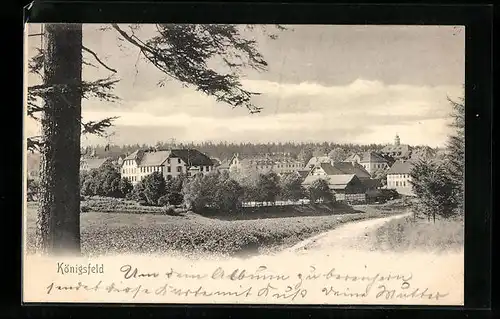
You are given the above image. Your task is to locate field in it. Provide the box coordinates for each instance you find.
[24,202,398,258]
[369,214,464,253]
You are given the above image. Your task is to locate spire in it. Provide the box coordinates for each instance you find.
[394,134,401,146]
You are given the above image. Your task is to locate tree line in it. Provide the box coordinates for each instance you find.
[73,163,335,215]
[81,141,392,164]
[409,97,465,222]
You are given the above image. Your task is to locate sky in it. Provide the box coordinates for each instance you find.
[25,24,465,147]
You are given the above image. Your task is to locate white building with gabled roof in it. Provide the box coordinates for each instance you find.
[121,148,214,185]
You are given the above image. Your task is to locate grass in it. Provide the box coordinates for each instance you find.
[369,214,464,253]
[80,196,183,215]
[24,203,393,258]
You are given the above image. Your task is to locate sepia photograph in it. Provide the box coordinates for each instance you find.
[23,23,465,305]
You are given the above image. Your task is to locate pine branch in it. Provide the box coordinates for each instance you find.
[82,117,119,136]
[28,48,44,79]
[110,23,270,114]
[27,76,120,119]
[82,45,117,73]
[27,136,43,152]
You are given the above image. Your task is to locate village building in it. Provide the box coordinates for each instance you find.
[80,157,112,172]
[344,152,362,164]
[305,156,331,170]
[296,168,312,181]
[229,153,303,175]
[121,148,214,185]
[116,154,126,166]
[331,162,371,179]
[216,159,231,172]
[386,160,416,196]
[344,151,390,176]
[380,134,412,159]
[210,157,222,167]
[302,162,368,203]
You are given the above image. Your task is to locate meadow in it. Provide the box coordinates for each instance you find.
[369,214,464,253]
[24,201,396,258]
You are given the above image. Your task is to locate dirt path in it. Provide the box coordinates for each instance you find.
[278,212,411,256]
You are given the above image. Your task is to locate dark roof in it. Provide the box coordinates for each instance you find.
[297,169,310,179]
[387,160,414,174]
[360,178,382,189]
[210,158,221,166]
[318,163,345,175]
[360,152,388,163]
[170,149,214,166]
[123,149,214,167]
[332,162,371,178]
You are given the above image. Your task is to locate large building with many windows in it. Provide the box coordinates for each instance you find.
[380,134,412,159]
[228,153,303,175]
[386,160,415,196]
[121,149,214,185]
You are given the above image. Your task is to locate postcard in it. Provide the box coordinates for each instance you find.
[23,23,465,305]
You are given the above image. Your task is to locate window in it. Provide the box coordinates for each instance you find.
[167,167,171,173]
[200,166,204,172]
[395,181,399,187]
[177,166,182,172]
[206,166,210,171]
[178,158,181,164]
[167,159,170,164]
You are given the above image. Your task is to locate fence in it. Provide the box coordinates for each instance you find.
[335,193,367,204]
[241,199,314,208]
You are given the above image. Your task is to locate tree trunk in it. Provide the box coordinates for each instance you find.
[35,23,83,255]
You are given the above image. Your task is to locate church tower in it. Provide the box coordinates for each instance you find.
[394,134,401,146]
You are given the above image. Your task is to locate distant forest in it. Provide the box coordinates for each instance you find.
[74,140,438,163]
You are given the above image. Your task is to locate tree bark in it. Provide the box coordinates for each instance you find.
[35,24,83,255]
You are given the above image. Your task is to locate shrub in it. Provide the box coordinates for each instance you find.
[158,195,170,207]
[213,178,244,213]
[164,205,176,215]
[81,205,91,213]
[410,159,459,222]
[131,172,167,206]
[308,178,333,203]
[143,172,167,206]
[280,173,305,201]
[167,192,184,206]
[254,172,281,202]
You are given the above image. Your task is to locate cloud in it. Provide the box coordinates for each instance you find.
[24,79,462,147]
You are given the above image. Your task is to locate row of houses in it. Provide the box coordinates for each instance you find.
[225,152,305,175]
[26,134,418,202]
